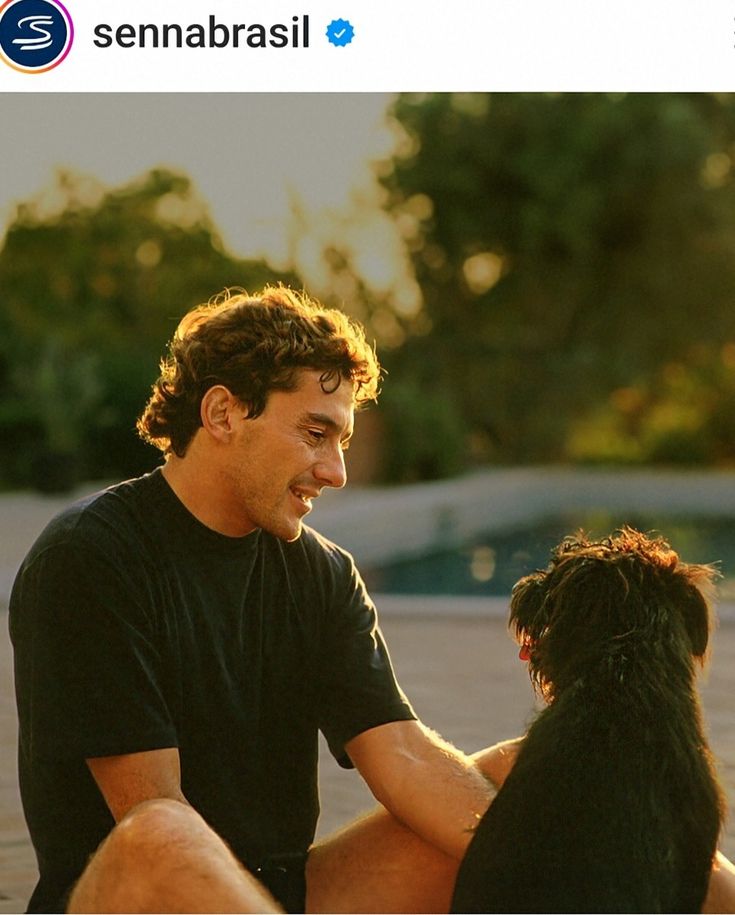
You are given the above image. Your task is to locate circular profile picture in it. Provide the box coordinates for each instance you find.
[0,0,73,73]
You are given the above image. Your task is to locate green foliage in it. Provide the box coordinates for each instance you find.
[0,168,299,490]
[378,362,468,482]
[567,343,735,466]
[380,93,735,470]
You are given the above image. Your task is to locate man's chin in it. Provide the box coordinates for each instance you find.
[266,517,304,542]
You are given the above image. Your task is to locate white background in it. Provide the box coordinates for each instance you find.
[1,0,734,92]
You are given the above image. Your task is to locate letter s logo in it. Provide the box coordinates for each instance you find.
[13,16,53,51]
[0,0,73,72]
[13,15,54,50]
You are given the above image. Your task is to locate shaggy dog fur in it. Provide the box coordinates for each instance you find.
[451,528,726,913]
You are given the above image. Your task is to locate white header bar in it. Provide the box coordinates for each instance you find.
[0,0,733,91]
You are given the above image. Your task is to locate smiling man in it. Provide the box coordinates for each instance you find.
[10,286,502,914]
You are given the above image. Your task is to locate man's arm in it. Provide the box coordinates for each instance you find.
[86,747,187,822]
[345,719,496,860]
[470,737,524,789]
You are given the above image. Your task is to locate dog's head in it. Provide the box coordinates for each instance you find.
[509,527,716,700]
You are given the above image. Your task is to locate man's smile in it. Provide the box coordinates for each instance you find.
[290,484,320,513]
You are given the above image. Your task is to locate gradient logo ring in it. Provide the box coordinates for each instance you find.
[0,0,73,72]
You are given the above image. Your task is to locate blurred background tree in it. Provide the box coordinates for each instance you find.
[5,94,735,491]
[0,168,298,490]
[376,93,735,478]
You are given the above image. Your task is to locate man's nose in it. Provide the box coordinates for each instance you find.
[314,443,347,489]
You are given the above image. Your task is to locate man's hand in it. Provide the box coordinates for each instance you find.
[345,720,496,860]
[86,747,187,822]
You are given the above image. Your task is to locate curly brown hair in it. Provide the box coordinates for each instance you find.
[137,285,381,456]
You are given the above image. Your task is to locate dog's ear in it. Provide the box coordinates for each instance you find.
[671,566,715,661]
[509,533,588,645]
[509,571,550,644]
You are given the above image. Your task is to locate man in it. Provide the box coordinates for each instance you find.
[10,286,735,914]
[10,286,502,913]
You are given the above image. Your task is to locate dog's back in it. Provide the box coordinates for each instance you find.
[451,529,725,914]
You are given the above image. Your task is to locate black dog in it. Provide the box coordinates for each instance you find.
[452,528,726,913]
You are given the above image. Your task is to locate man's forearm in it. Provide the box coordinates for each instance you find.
[382,733,496,860]
[348,721,496,860]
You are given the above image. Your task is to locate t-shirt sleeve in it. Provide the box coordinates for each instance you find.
[315,544,416,768]
[10,537,178,761]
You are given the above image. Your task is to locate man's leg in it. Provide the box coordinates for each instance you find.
[67,799,282,914]
[306,806,458,914]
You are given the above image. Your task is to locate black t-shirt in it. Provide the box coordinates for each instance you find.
[9,469,415,913]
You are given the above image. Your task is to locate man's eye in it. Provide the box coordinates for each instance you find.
[308,429,325,442]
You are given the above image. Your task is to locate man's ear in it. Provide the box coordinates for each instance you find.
[200,385,244,442]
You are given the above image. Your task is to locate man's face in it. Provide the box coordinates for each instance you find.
[223,369,355,541]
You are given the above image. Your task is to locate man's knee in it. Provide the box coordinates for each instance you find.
[117,798,201,840]
[69,799,257,913]
[68,800,196,912]
[107,798,201,866]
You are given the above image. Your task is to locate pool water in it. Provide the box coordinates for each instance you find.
[362,512,735,596]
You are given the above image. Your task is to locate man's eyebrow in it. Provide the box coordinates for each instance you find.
[303,412,353,437]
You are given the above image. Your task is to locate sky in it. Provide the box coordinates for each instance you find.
[1,93,416,301]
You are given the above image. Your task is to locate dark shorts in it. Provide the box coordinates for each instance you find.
[254,851,309,914]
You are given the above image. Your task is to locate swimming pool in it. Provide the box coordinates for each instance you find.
[362,512,735,597]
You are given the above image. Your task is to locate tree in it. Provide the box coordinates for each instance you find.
[0,168,299,489]
[379,93,735,472]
